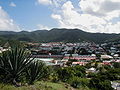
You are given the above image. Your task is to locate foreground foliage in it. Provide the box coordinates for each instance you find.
[0,47,32,86]
[0,46,118,90]
[67,77,90,88]
[0,81,78,90]
[0,47,50,86]
[57,65,86,82]
[26,60,46,84]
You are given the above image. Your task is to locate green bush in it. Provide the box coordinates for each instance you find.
[96,68,120,81]
[90,78,113,90]
[56,65,86,82]
[74,65,86,77]
[87,72,97,78]
[112,62,120,68]
[49,71,59,83]
[57,67,75,82]
[68,76,90,88]
[68,77,81,88]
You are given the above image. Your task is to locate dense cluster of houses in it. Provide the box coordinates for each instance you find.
[26,41,120,67]
[0,41,120,67]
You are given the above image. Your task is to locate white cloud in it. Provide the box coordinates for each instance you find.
[51,0,67,7]
[37,0,66,7]
[9,2,16,7]
[51,0,120,33]
[37,0,52,5]
[51,14,61,20]
[79,0,120,20]
[37,24,50,30]
[0,6,20,31]
[105,22,120,33]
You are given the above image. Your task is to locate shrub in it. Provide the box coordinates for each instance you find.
[112,62,120,68]
[96,68,120,81]
[0,47,32,86]
[68,77,90,88]
[26,60,46,85]
[56,65,86,82]
[57,67,75,82]
[68,76,81,88]
[87,72,97,78]
[74,65,86,77]
[90,78,113,90]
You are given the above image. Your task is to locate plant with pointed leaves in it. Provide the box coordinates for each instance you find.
[26,60,46,85]
[0,47,33,86]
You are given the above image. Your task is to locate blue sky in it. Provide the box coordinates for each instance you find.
[0,0,120,33]
[0,0,57,30]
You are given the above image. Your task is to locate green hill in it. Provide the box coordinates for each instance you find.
[0,28,120,43]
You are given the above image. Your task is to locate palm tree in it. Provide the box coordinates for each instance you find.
[0,47,33,86]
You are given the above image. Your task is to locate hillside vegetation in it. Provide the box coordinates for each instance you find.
[0,28,120,43]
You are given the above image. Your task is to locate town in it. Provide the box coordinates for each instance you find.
[0,41,120,90]
[0,0,120,90]
[25,41,120,66]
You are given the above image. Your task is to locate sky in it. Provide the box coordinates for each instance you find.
[0,0,120,33]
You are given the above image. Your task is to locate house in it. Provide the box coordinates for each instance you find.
[111,81,120,90]
[40,46,52,51]
[34,58,56,66]
[72,62,87,66]
[102,62,111,65]
[0,47,3,53]
[86,67,96,73]
[101,55,113,60]
[64,55,96,61]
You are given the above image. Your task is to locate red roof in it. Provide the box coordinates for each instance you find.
[102,62,111,65]
[64,56,96,60]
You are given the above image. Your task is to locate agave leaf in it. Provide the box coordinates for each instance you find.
[0,47,32,84]
[26,60,46,84]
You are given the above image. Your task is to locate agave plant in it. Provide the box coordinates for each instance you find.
[0,47,33,86]
[26,60,46,85]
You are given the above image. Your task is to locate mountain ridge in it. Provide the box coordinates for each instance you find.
[0,28,120,43]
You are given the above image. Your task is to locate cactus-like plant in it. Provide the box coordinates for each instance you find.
[0,47,32,86]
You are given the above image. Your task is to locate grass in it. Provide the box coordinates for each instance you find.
[0,81,91,90]
[0,81,73,90]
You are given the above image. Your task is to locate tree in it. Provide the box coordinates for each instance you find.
[57,66,86,82]
[78,48,90,55]
[96,54,101,61]
[74,65,86,77]
[8,40,26,48]
[68,77,90,88]
[112,62,120,68]
[93,68,120,82]
[57,67,75,82]
[90,78,113,90]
